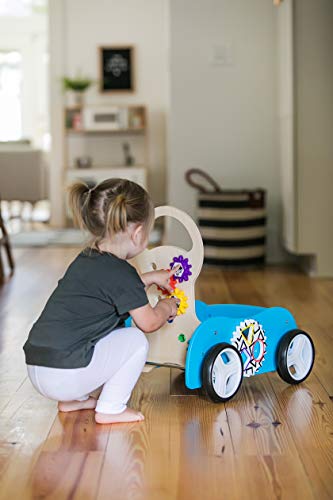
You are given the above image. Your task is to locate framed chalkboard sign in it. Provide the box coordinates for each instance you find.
[99,46,135,93]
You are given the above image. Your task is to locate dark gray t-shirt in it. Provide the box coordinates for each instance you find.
[23,249,148,368]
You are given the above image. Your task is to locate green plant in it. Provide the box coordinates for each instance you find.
[62,76,93,93]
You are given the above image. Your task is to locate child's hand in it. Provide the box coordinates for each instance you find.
[163,296,180,321]
[130,296,181,333]
[142,266,180,293]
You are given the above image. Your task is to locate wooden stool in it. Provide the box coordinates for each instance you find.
[0,199,15,282]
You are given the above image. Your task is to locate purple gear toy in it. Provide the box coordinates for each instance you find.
[170,255,192,283]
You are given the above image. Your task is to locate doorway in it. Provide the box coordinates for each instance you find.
[0,0,50,235]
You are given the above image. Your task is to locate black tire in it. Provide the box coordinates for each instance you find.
[276,329,315,385]
[202,343,244,403]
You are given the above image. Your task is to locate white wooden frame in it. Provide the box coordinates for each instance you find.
[131,205,204,368]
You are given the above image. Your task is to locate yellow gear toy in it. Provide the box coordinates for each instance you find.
[168,288,188,316]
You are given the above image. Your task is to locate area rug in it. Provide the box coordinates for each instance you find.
[10,229,88,247]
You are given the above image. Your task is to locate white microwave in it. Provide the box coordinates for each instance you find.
[83,106,128,131]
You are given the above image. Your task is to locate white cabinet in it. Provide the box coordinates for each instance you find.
[66,167,147,190]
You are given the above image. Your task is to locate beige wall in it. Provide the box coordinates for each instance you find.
[295,0,333,276]
[277,0,333,276]
[167,0,287,263]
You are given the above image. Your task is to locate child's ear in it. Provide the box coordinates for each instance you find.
[132,224,144,245]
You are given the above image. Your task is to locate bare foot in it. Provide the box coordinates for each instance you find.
[58,396,97,412]
[95,407,144,424]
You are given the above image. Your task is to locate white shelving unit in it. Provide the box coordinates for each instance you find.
[63,104,149,222]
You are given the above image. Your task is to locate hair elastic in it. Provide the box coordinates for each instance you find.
[114,193,126,205]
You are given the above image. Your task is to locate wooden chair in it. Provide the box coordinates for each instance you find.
[0,199,15,282]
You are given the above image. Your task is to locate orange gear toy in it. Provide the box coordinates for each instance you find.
[168,288,188,316]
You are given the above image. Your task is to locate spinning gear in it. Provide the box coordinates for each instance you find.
[170,255,192,283]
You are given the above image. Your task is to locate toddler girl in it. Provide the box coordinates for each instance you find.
[23,178,179,424]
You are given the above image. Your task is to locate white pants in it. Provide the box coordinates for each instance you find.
[27,327,149,414]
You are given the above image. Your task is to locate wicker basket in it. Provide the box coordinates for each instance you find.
[185,169,267,267]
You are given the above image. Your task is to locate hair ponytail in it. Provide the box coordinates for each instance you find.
[68,182,91,230]
[106,194,128,233]
[67,178,154,250]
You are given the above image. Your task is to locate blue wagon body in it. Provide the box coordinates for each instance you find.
[185,301,298,390]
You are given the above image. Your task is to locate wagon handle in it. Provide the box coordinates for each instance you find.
[185,168,222,193]
[154,205,204,279]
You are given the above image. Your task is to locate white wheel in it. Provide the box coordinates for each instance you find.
[202,343,243,402]
[287,334,314,380]
[277,330,315,384]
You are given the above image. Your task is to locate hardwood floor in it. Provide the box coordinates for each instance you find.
[0,248,332,499]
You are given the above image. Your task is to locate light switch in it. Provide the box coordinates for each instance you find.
[211,44,233,67]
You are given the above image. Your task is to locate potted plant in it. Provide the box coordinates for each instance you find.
[62,75,94,106]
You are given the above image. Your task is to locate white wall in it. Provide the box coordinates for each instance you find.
[167,0,286,263]
[62,0,169,206]
[50,0,290,265]
[49,0,65,224]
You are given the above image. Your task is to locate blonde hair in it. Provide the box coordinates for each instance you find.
[68,178,154,250]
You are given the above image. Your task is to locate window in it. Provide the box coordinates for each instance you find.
[0,51,22,141]
[0,0,47,17]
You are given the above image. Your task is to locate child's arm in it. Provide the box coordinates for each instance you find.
[130,297,179,333]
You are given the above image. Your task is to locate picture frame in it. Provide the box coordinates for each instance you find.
[99,46,135,93]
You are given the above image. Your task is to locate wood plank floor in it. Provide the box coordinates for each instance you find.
[0,248,332,499]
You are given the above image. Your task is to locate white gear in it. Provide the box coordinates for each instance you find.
[230,319,267,377]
